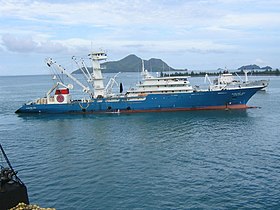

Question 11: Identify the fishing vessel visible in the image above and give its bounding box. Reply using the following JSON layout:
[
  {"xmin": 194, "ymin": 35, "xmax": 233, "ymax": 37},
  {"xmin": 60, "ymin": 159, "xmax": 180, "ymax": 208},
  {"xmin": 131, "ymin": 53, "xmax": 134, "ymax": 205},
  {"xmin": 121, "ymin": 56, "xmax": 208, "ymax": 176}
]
[{"xmin": 16, "ymin": 51, "xmax": 266, "ymax": 114}]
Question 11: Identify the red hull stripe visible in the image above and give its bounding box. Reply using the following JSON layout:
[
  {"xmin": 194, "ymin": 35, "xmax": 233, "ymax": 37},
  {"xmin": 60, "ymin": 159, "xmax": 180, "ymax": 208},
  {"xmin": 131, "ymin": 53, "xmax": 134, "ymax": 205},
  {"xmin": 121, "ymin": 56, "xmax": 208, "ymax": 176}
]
[{"xmin": 117, "ymin": 104, "xmax": 251, "ymax": 113}]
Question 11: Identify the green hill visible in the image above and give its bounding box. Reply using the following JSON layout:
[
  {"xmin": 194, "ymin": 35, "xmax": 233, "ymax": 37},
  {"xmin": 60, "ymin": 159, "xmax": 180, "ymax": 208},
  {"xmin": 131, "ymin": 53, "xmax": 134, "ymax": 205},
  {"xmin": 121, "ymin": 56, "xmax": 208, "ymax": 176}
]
[
  {"xmin": 72, "ymin": 54, "xmax": 176, "ymax": 74},
  {"xmin": 238, "ymin": 64, "xmax": 272, "ymax": 70}
]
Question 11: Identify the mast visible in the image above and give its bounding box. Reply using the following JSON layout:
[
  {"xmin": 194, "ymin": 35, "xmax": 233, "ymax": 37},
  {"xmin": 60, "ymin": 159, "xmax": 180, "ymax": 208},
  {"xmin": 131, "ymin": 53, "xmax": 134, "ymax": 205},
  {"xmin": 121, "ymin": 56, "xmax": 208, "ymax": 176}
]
[
  {"xmin": 141, "ymin": 59, "xmax": 153, "ymax": 79},
  {"xmin": 244, "ymin": 70, "xmax": 249, "ymax": 83},
  {"xmin": 89, "ymin": 52, "xmax": 107, "ymax": 98}
]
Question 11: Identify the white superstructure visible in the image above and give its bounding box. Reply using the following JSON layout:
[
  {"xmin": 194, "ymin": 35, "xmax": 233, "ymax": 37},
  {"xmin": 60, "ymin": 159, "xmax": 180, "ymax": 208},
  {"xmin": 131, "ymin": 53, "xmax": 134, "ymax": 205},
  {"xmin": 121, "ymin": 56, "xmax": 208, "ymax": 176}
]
[{"xmin": 126, "ymin": 61, "xmax": 193, "ymax": 97}]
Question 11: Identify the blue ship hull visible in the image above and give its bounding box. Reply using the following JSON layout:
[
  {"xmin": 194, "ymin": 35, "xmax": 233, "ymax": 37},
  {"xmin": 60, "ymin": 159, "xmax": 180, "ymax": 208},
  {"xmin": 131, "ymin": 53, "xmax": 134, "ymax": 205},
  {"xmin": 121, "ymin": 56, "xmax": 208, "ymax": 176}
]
[{"xmin": 15, "ymin": 87, "xmax": 261, "ymax": 114}]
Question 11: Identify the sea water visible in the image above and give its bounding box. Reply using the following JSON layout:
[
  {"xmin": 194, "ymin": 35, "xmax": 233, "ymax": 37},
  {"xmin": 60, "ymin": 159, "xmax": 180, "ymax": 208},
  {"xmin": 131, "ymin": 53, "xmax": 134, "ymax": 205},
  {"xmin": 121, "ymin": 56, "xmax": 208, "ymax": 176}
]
[{"xmin": 0, "ymin": 74, "xmax": 280, "ymax": 209}]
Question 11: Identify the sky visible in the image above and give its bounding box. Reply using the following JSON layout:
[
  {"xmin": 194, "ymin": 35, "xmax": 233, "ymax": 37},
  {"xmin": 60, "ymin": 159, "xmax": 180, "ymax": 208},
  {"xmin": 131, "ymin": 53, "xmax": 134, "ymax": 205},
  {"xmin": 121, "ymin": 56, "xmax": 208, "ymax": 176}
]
[{"xmin": 0, "ymin": 0, "xmax": 280, "ymax": 75}]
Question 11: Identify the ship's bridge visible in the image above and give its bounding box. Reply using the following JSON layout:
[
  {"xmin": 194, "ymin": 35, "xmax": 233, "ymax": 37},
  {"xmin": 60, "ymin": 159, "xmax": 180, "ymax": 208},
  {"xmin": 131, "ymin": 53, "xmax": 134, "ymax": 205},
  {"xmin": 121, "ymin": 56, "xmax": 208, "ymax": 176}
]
[{"xmin": 89, "ymin": 52, "xmax": 107, "ymax": 61}]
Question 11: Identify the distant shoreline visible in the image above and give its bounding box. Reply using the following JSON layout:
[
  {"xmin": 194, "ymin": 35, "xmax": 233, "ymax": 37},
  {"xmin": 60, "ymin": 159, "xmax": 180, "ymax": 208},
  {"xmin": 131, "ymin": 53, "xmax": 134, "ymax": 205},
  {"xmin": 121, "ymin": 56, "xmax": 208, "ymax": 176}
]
[
  {"xmin": 1, "ymin": 69, "xmax": 280, "ymax": 77},
  {"xmin": 162, "ymin": 69, "xmax": 280, "ymax": 77}
]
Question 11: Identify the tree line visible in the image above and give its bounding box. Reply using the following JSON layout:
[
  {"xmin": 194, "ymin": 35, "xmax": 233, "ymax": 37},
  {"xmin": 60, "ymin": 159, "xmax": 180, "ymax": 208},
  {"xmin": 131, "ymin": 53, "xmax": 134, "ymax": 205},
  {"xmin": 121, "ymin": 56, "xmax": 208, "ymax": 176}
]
[{"xmin": 162, "ymin": 69, "xmax": 280, "ymax": 77}]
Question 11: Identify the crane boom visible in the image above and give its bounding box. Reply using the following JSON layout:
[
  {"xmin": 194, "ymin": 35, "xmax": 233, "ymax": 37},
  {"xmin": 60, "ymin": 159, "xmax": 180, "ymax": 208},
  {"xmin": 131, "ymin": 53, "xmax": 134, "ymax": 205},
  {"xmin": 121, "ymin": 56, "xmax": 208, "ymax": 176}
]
[{"xmin": 46, "ymin": 58, "xmax": 91, "ymax": 95}]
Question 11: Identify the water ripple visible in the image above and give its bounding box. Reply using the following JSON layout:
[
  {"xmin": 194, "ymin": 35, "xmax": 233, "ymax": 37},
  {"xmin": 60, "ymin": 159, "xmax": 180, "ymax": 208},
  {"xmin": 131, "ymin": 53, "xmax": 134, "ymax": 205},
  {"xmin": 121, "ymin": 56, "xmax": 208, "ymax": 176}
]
[{"xmin": 1, "ymin": 75, "xmax": 280, "ymax": 209}]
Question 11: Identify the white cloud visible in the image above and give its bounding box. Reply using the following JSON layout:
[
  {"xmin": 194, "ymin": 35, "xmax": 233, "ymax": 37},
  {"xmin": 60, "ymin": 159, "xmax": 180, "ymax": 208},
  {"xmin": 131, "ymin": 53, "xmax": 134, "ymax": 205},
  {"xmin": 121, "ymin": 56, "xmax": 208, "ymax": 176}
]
[
  {"xmin": 1, "ymin": 0, "xmax": 279, "ymax": 42},
  {"xmin": 1, "ymin": 33, "xmax": 236, "ymax": 55},
  {"xmin": 2, "ymin": 34, "xmax": 38, "ymax": 52},
  {"xmin": 254, "ymin": 58, "xmax": 267, "ymax": 66},
  {"xmin": 0, "ymin": 0, "xmax": 153, "ymax": 26},
  {"xmin": 1, "ymin": 34, "xmax": 68, "ymax": 53},
  {"xmin": 60, "ymin": 39, "xmax": 236, "ymax": 55},
  {"xmin": 2, "ymin": 0, "xmax": 277, "ymax": 29},
  {"xmin": 222, "ymin": 13, "xmax": 280, "ymax": 29},
  {"xmin": 0, "ymin": 0, "xmax": 280, "ymax": 75}
]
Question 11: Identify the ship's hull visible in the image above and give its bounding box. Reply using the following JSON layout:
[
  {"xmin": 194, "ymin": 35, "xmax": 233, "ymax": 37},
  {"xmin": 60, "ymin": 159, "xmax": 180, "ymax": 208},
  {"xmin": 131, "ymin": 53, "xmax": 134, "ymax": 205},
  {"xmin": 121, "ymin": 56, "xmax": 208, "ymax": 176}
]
[{"xmin": 15, "ymin": 87, "xmax": 262, "ymax": 114}]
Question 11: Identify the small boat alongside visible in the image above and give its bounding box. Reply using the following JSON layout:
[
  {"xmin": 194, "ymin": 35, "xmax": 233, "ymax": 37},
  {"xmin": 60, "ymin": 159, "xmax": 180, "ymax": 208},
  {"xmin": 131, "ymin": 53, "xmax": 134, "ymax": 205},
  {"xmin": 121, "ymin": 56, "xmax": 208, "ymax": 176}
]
[
  {"xmin": 204, "ymin": 70, "xmax": 269, "ymax": 91},
  {"xmin": 15, "ymin": 51, "xmax": 267, "ymax": 114}
]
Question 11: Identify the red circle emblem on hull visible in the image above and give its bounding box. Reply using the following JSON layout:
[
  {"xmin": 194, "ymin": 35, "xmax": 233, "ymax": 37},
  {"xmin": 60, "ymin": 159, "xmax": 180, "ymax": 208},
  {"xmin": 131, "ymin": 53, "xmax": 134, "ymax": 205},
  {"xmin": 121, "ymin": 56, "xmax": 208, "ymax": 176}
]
[{"xmin": 56, "ymin": 95, "xmax": 64, "ymax": 103}]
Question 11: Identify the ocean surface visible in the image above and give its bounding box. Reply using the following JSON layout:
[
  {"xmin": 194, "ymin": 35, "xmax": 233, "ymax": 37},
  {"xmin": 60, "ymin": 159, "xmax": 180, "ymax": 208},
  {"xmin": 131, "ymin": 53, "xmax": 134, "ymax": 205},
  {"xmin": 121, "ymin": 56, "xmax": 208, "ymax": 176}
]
[{"xmin": 0, "ymin": 74, "xmax": 280, "ymax": 209}]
